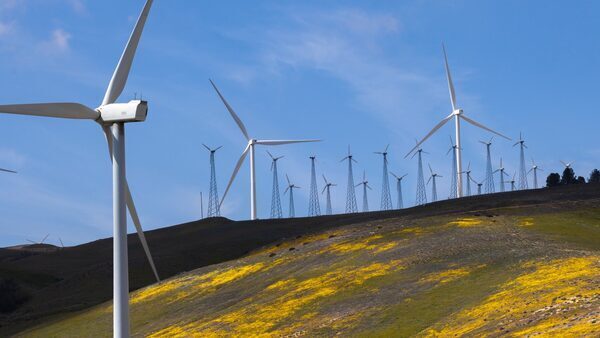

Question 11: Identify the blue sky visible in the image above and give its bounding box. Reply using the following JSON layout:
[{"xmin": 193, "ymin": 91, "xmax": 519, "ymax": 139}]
[{"xmin": 1, "ymin": 0, "xmax": 599, "ymax": 247}]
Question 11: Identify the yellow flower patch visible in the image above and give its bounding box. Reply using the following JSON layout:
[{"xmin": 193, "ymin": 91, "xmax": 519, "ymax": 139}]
[
  {"xmin": 448, "ymin": 218, "xmax": 482, "ymax": 227},
  {"xmin": 423, "ymin": 256, "xmax": 600, "ymax": 336},
  {"xmin": 149, "ymin": 261, "xmax": 404, "ymax": 336}
]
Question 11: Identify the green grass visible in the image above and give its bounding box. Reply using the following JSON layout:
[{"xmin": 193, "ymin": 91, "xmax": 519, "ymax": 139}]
[
  {"xmin": 356, "ymin": 262, "xmax": 522, "ymax": 337},
  {"xmin": 521, "ymin": 209, "xmax": 600, "ymax": 250}
]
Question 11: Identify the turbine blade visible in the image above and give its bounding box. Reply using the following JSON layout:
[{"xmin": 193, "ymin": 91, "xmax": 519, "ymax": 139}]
[
  {"xmin": 125, "ymin": 182, "xmax": 160, "ymax": 282},
  {"xmin": 0, "ymin": 168, "xmax": 17, "ymax": 174},
  {"xmin": 460, "ymin": 115, "xmax": 511, "ymax": 141},
  {"xmin": 442, "ymin": 43, "xmax": 457, "ymax": 111},
  {"xmin": 101, "ymin": 125, "xmax": 160, "ymax": 282},
  {"xmin": 428, "ymin": 163, "xmax": 433, "ymax": 175},
  {"xmin": 390, "ymin": 172, "xmax": 398, "ymax": 179},
  {"xmin": 322, "ymin": 174, "xmax": 328, "ymax": 184},
  {"xmin": 209, "ymin": 79, "xmax": 250, "ymax": 140},
  {"xmin": 322, "ymin": 186, "xmax": 327, "ymax": 194},
  {"xmin": 255, "ymin": 139, "xmax": 321, "ymax": 146},
  {"xmin": 405, "ymin": 114, "xmax": 453, "ymax": 158},
  {"xmin": 0, "ymin": 103, "xmax": 99, "ymax": 120},
  {"xmin": 102, "ymin": 0, "xmax": 154, "ymax": 105},
  {"xmin": 202, "ymin": 143, "xmax": 211, "ymax": 151},
  {"xmin": 220, "ymin": 144, "xmax": 250, "ymax": 207},
  {"xmin": 286, "ymin": 174, "xmax": 291, "ymax": 185}
]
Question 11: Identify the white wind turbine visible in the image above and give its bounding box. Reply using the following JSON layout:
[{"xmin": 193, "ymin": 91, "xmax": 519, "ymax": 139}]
[
  {"xmin": 390, "ymin": 173, "xmax": 408, "ymax": 209},
  {"xmin": 284, "ymin": 174, "xmax": 300, "ymax": 218},
  {"xmin": 427, "ymin": 164, "xmax": 442, "ymax": 202},
  {"xmin": 406, "ymin": 44, "xmax": 511, "ymax": 198},
  {"xmin": 322, "ymin": 175, "xmax": 337, "ymax": 216},
  {"xmin": 560, "ymin": 160, "xmax": 575, "ymax": 169},
  {"xmin": 529, "ymin": 158, "xmax": 543, "ymax": 189},
  {"xmin": 210, "ymin": 80, "xmax": 320, "ymax": 220},
  {"xmin": 0, "ymin": 1, "xmax": 159, "ymax": 336}
]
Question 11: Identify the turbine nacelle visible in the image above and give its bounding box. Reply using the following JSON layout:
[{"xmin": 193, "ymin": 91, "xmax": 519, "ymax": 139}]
[{"xmin": 97, "ymin": 100, "xmax": 148, "ymax": 123}]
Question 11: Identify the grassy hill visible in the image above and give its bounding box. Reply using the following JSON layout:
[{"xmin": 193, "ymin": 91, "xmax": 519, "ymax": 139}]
[{"xmin": 13, "ymin": 185, "xmax": 600, "ymax": 337}]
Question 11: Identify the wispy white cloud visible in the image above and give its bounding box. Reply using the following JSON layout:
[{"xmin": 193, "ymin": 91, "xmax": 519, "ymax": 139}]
[
  {"xmin": 244, "ymin": 7, "xmax": 448, "ymax": 140},
  {"xmin": 40, "ymin": 28, "xmax": 72, "ymax": 53}
]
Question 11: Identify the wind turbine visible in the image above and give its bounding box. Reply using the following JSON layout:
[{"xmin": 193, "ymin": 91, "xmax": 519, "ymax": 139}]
[
  {"xmin": 413, "ymin": 146, "xmax": 428, "ymax": 206},
  {"xmin": 374, "ymin": 145, "xmax": 392, "ymax": 210},
  {"xmin": 447, "ymin": 136, "xmax": 459, "ymax": 199},
  {"xmin": 341, "ymin": 146, "xmax": 358, "ymax": 213},
  {"xmin": 307, "ymin": 156, "xmax": 321, "ymax": 216},
  {"xmin": 406, "ymin": 44, "xmax": 510, "ymax": 198},
  {"xmin": 267, "ymin": 151, "xmax": 284, "ymax": 219},
  {"xmin": 509, "ymin": 173, "xmax": 517, "ymax": 191},
  {"xmin": 27, "ymin": 234, "xmax": 49, "ymax": 245},
  {"xmin": 475, "ymin": 178, "xmax": 484, "ymax": 195},
  {"xmin": 284, "ymin": 174, "xmax": 300, "ymax": 218},
  {"xmin": 514, "ymin": 133, "xmax": 528, "ymax": 190},
  {"xmin": 210, "ymin": 80, "xmax": 320, "ymax": 220},
  {"xmin": 355, "ymin": 171, "xmax": 372, "ymax": 212},
  {"xmin": 427, "ymin": 164, "xmax": 442, "ymax": 202},
  {"xmin": 203, "ymin": 144, "xmax": 222, "ymax": 217},
  {"xmin": 390, "ymin": 173, "xmax": 407, "ymax": 209},
  {"xmin": 322, "ymin": 175, "xmax": 337, "ymax": 215},
  {"xmin": 528, "ymin": 158, "xmax": 543, "ymax": 189},
  {"xmin": 0, "ymin": 1, "xmax": 159, "ymax": 336},
  {"xmin": 560, "ymin": 160, "xmax": 575, "ymax": 169},
  {"xmin": 494, "ymin": 158, "xmax": 510, "ymax": 192},
  {"xmin": 461, "ymin": 162, "xmax": 474, "ymax": 196},
  {"xmin": 480, "ymin": 137, "xmax": 495, "ymax": 194}
]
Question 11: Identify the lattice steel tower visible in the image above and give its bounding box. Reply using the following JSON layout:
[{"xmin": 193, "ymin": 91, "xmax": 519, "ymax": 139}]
[
  {"xmin": 375, "ymin": 145, "xmax": 393, "ymax": 211},
  {"xmin": 480, "ymin": 138, "xmax": 495, "ymax": 194},
  {"xmin": 341, "ymin": 147, "xmax": 358, "ymax": 213},
  {"xmin": 462, "ymin": 162, "xmax": 474, "ymax": 197},
  {"xmin": 514, "ymin": 133, "xmax": 528, "ymax": 190},
  {"xmin": 447, "ymin": 137, "xmax": 459, "ymax": 199},
  {"xmin": 284, "ymin": 174, "xmax": 300, "ymax": 218},
  {"xmin": 203, "ymin": 144, "xmax": 222, "ymax": 217},
  {"xmin": 413, "ymin": 148, "xmax": 428, "ymax": 205},
  {"xmin": 390, "ymin": 173, "xmax": 407, "ymax": 209},
  {"xmin": 322, "ymin": 175, "xmax": 336, "ymax": 215},
  {"xmin": 308, "ymin": 156, "xmax": 321, "ymax": 216},
  {"xmin": 267, "ymin": 151, "xmax": 283, "ymax": 219}
]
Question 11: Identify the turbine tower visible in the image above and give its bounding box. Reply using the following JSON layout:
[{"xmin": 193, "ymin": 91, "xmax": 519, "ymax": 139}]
[
  {"xmin": 0, "ymin": 1, "xmax": 160, "ymax": 335},
  {"xmin": 406, "ymin": 44, "xmax": 510, "ymax": 198},
  {"xmin": 528, "ymin": 159, "xmax": 543, "ymax": 189},
  {"xmin": 447, "ymin": 137, "xmax": 459, "ymax": 199},
  {"xmin": 284, "ymin": 174, "xmax": 300, "ymax": 218},
  {"xmin": 355, "ymin": 171, "xmax": 372, "ymax": 212},
  {"xmin": 341, "ymin": 147, "xmax": 358, "ymax": 213},
  {"xmin": 375, "ymin": 145, "xmax": 393, "ymax": 210},
  {"xmin": 427, "ymin": 164, "xmax": 442, "ymax": 202},
  {"xmin": 413, "ymin": 147, "xmax": 428, "ymax": 206},
  {"xmin": 203, "ymin": 144, "xmax": 222, "ymax": 217},
  {"xmin": 200, "ymin": 192, "xmax": 204, "ymax": 219},
  {"xmin": 322, "ymin": 175, "xmax": 336, "ymax": 215},
  {"xmin": 390, "ymin": 173, "xmax": 407, "ymax": 209},
  {"xmin": 494, "ymin": 158, "xmax": 510, "ymax": 192},
  {"xmin": 267, "ymin": 151, "xmax": 284, "ymax": 219},
  {"xmin": 509, "ymin": 173, "xmax": 517, "ymax": 191},
  {"xmin": 514, "ymin": 133, "xmax": 528, "ymax": 190},
  {"xmin": 480, "ymin": 138, "xmax": 496, "ymax": 194},
  {"xmin": 461, "ymin": 162, "xmax": 474, "ymax": 196},
  {"xmin": 475, "ymin": 178, "xmax": 484, "ymax": 195},
  {"xmin": 210, "ymin": 80, "xmax": 320, "ymax": 220},
  {"xmin": 308, "ymin": 156, "xmax": 321, "ymax": 216}
]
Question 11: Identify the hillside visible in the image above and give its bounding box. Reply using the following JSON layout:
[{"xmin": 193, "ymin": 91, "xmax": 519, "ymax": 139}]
[{"xmin": 13, "ymin": 185, "xmax": 600, "ymax": 337}]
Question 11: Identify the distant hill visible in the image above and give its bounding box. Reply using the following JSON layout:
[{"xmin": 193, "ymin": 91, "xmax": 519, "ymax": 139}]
[{"xmin": 2, "ymin": 184, "xmax": 600, "ymax": 336}]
